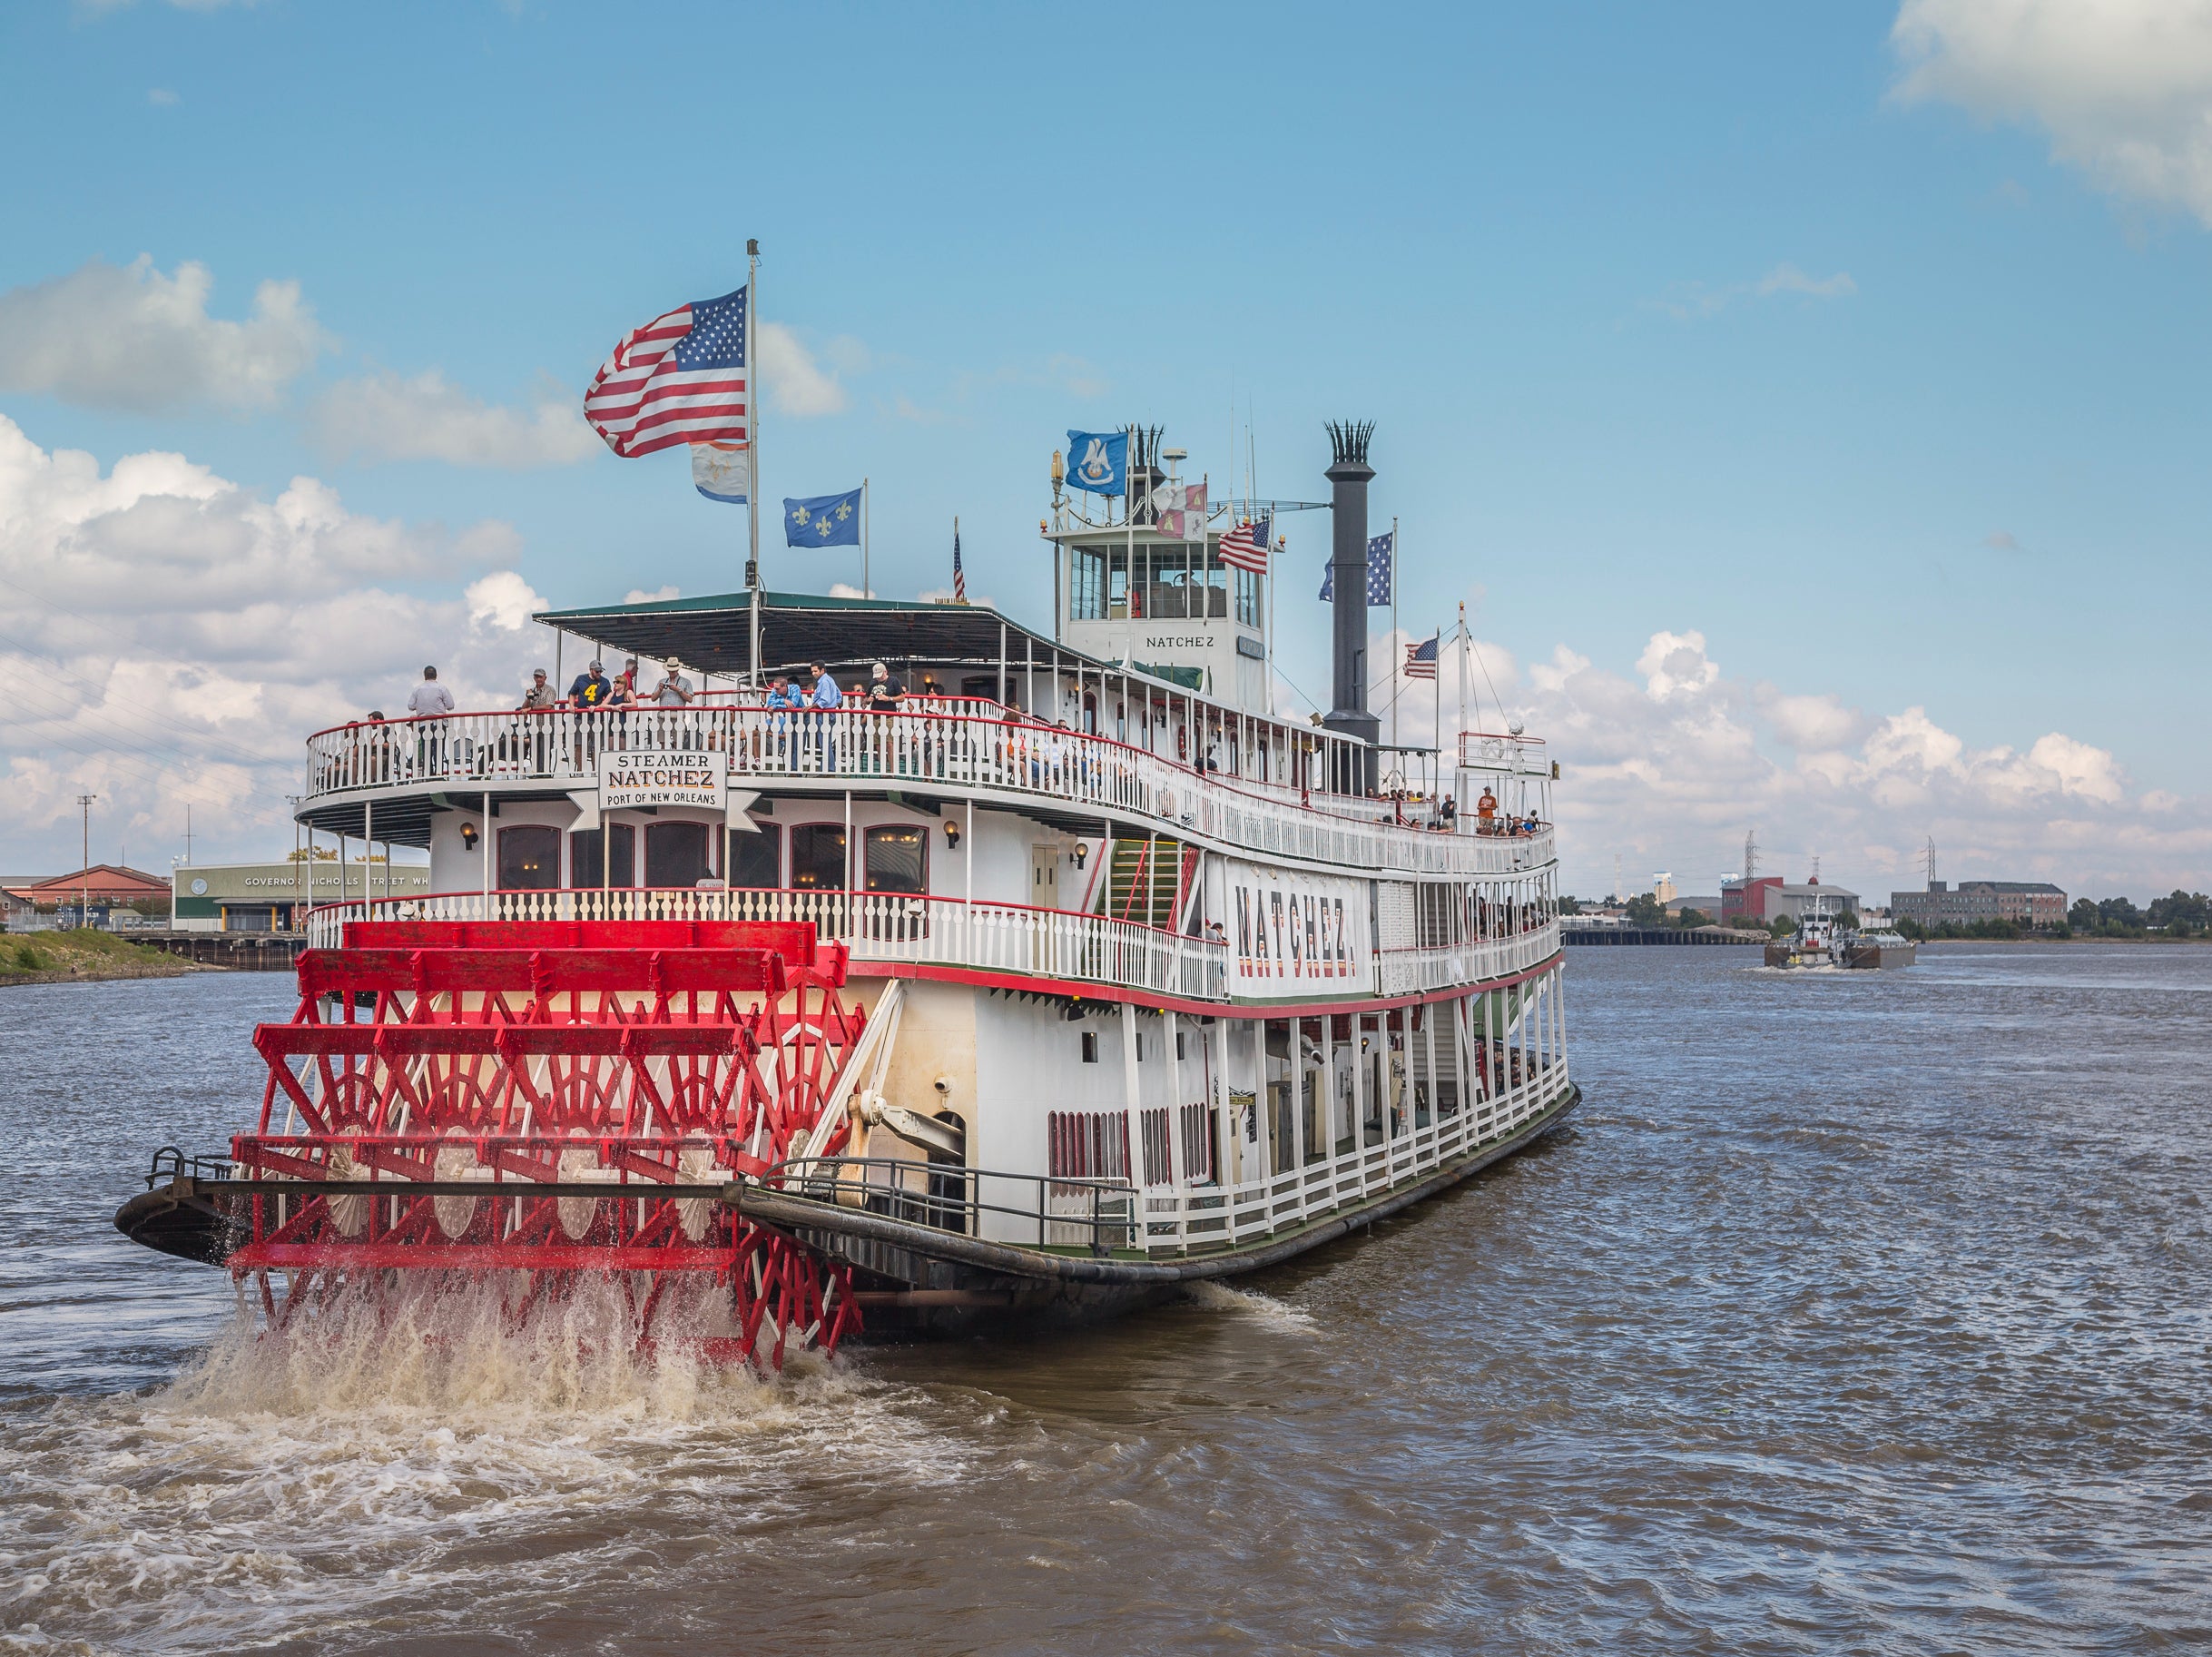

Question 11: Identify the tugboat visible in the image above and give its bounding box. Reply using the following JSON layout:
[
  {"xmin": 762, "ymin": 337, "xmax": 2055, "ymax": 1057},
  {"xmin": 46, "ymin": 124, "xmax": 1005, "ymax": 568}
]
[
  {"xmin": 1764, "ymin": 895, "xmax": 1840, "ymax": 968},
  {"xmin": 115, "ymin": 421, "xmax": 1578, "ymax": 1366}
]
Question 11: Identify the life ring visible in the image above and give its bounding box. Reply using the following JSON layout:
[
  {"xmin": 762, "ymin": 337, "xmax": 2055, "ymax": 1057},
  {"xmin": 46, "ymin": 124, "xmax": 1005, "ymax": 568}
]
[{"xmin": 1176, "ymin": 726, "xmax": 1188, "ymax": 761}]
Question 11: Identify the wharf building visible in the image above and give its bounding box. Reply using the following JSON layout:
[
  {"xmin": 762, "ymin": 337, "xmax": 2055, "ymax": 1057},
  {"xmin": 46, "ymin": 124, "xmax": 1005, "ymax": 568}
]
[
  {"xmin": 1719, "ymin": 876, "xmax": 1861, "ymax": 925},
  {"xmin": 1891, "ymin": 880, "xmax": 2066, "ymax": 932}
]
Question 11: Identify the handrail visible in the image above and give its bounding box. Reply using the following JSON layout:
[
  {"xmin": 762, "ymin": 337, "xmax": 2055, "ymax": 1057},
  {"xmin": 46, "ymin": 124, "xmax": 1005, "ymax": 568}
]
[
  {"xmin": 765, "ymin": 1154, "xmax": 1139, "ymax": 1256},
  {"xmin": 300, "ymin": 886, "xmax": 1561, "ymax": 1002},
  {"xmin": 302, "ymin": 704, "xmax": 1556, "ymax": 879}
]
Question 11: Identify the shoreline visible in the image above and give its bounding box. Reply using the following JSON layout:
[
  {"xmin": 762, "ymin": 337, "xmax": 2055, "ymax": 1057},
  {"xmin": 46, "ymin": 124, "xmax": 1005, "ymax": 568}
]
[{"xmin": 0, "ymin": 931, "xmax": 218, "ymax": 988}]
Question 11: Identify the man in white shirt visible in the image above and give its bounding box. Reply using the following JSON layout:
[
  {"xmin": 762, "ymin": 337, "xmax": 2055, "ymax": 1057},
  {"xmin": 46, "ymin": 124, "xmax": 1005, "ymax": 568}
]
[
  {"xmin": 406, "ymin": 666, "xmax": 456, "ymax": 772},
  {"xmin": 408, "ymin": 665, "xmax": 455, "ymax": 717},
  {"xmin": 652, "ymin": 661, "xmax": 693, "ymax": 707},
  {"xmin": 808, "ymin": 662, "xmax": 840, "ymax": 772}
]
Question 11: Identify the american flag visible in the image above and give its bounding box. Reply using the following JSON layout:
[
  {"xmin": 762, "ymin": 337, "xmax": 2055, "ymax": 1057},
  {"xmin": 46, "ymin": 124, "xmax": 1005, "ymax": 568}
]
[
  {"xmin": 584, "ymin": 286, "xmax": 749, "ymax": 459},
  {"xmin": 952, "ymin": 522, "xmax": 967, "ymax": 602},
  {"xmin": 1217, "ymin": 514, "xmax": 1272, "ymax": 575},
  {"xmin": 1405, "ymin": 634, "xmax": 1440, "ymax": 680},
  {"xmin": 1319, "ymin": 529, "xmax": 1394, "ymax": 605}
]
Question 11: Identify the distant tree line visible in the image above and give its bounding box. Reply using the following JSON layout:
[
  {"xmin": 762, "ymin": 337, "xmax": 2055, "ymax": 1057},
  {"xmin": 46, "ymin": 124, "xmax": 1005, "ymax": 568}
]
[{"xmin": 2059, "ymin": 892, "xmax": 2212, "ymax": 939}]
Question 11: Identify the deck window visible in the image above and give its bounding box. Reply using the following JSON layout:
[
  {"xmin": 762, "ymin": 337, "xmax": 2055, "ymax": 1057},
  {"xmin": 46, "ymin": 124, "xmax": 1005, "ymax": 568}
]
[
  {"xmin": 568, "ymin": 824, "xmax": 636, "ymax": 888},
  {"xmin": 497, "ymin": 824, "xmax": 561, "ymax": 891},
  {"xmin": 791, "ymin": 824, "xmax": 848, "ymax": 889},
  {"xmin": 863, "ymin": 824, "xmax": 928, "ymax": 894},
  {"xmin": 1070, "ymin": 546, "xmax": 1106, "ymax": 620},
  {"xmin": 729, "ymin": 823, "xmax": 782, "ymax": 889},
  {"xmin": 644, "ymin": 821, "xmax": 713, "ymax": 887}
]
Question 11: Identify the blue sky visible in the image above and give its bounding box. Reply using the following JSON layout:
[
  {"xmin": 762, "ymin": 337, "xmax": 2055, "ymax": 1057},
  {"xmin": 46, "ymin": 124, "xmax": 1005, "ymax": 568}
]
[{"xmin": 1, "ymin": 0, "xmax": 2207, "ymax": 897}]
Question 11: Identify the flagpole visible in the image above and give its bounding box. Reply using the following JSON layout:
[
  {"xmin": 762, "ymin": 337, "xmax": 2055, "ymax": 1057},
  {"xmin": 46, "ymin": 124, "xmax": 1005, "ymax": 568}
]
[
  {"xmin": 745, "ymin": 238, "xmax": 762, "ymax": 687},
  {"xmin": 1433, "ymin": 621, "xmax": 1441, "ymax": 794},
  {"xmin": 1456, "ymin": 601, "xmax": 1470, "ymax": 806},
  {"xmin": 862, "ymin": 476, "xmax": 870, "ymax": 598}
]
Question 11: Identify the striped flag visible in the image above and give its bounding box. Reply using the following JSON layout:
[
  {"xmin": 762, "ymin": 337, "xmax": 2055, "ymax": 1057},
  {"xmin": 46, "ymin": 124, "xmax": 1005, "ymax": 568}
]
[
  {"xmin": 1217, "ymin": 514, "xmax": 1272, "ymax": 575},
  {"xmin": 952, "ymin": 521, "xmax": 968, "ymax": 602},
  {"xmin": 1405, "ymin": 634, "xmax": 1439, "ymax": 679},
  {"xmin": 584, "ymin": 286, "xmax": 750, "ymax": 459}
]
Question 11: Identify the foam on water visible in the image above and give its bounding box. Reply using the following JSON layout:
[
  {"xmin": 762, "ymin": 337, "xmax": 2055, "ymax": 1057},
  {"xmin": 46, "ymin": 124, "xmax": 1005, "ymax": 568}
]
[
  {"xmin": 0, "ymin": 1283, "xmax": 960, "ymax": 1654},
  {"xmin": 1181, "ymin": 1279, "xmax": 1318, "ymax": 1332}
]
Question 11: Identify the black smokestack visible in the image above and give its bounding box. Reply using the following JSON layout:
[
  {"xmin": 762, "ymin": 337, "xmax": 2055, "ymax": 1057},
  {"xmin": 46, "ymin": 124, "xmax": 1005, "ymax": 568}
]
[{"xmin": 1322, "ymin": 420, "xmax": 1379, "ymax": 790}]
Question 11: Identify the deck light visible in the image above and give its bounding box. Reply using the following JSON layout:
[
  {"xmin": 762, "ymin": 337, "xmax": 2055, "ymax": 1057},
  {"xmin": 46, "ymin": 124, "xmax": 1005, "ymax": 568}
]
[
  {"xmin": 943, "ymin": 820, "xmax": 960, "ymax": 850},
  {"xmin": 1073, "ymin": 842, "xmax": 1088, "ymax": 871},
  {"xmin": 459, "ymin": 823, "xmax": 479, "ymax": 851}
]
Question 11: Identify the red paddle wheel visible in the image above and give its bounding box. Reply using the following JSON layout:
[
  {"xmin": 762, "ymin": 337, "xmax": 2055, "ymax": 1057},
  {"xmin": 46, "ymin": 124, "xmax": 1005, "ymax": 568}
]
[{"xmin": 223, "ymin": 919, "xmax": 867, "ymax": 1369}]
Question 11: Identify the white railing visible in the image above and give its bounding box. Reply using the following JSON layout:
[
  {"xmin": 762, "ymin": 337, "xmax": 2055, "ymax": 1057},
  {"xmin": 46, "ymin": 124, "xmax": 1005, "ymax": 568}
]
[
  {"xmin": 303, "ymin": 890, "xmax": 1561, "ymax": 1003},
  {"xmin": 1375, "ymin": 924, "xmax": 1559, "ymax": 995},
  {"xmin": 305, "ymin": 887, "xmax": 1229, "ymax": 1003},
  {"xmin": 303, "ymin": 704, "xmax": 1555, "ymax": 880}
]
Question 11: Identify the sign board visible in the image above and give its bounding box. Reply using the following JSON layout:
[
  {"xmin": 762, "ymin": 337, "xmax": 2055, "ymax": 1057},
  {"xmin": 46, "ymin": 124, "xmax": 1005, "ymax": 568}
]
[
  {"xmin": 597, "ymin": 749, "xmax": 727, "ymax": 812},
  {"xmin": 1224, "ymin": 856, "xmax": 1371, "ymax": 1001}
]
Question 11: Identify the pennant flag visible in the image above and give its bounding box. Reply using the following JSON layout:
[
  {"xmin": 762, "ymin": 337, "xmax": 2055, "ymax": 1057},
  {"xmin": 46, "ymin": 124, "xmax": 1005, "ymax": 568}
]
[
  {"xmin": 1065, "ymin": 429, "xmax": 1127, "ymax": 495},
  {"xmin": 585, "ymin": 286, "xmax": 750, "ymax": 459},
  {"xmin": 952, "ymin": 521, "xmax": 968, "ymax": 602},
  {"xmin": 784, "ymin": 488, "xmax": 861, "ymax": 547},
  {"xmin": 1405, "ymin": 633, "xmax": 1440, "ymax": 679},
  {"xmin": 691, "ymin": 441, "xmax": 750, "ymax": 504},
  {"xmin": 1217, "ymin": 514, "xmax": 1272, "ymax": 575},
  {"xmin": 1319, "ymin": 529, "xmax": 1394, "ymax": 605},
  {"xmin": 1155, "ymin": 480, "xmax": 1206, "ymax": 538}
]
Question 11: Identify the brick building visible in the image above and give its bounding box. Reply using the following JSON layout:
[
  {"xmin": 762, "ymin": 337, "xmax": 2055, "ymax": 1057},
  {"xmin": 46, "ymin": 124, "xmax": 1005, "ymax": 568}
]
[{"xmin": 1891, "ymin": 880, "xmax": 2067, "ymax": 932}]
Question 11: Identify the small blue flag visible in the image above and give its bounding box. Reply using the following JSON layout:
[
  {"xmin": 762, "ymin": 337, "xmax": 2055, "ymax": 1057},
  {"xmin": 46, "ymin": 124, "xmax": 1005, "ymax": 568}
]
[
  {"xmin": 1319, "ymin": 530, "xmax": 1394, "ymax": 606},
  {"xmin": 784, "ymin": 488, "xmax": 862, "ymax": 547},
  {"xmin": 1065, "ymin": 429, "xmax": 1127, "ymax": 496}
]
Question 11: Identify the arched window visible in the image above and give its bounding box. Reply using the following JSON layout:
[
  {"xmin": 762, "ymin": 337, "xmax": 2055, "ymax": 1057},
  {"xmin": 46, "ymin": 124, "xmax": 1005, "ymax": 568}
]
[
  {"xmin": 729, "ymin": 823, "xmax": 782, "ymax": 889},
  {"xmin": 568, "ymin": 824, "xmax": 635, "ymax": 888},
  {"xmin": 644, "ymin": 820, "xmax": 713, "ymax": 887},
  {"xmin": 496, "ymin": 824, "xmax": 561, "ymax": 891},
  {"xmin": 790, "ymin": 824, "xmax": 848, "ymax": 889}
]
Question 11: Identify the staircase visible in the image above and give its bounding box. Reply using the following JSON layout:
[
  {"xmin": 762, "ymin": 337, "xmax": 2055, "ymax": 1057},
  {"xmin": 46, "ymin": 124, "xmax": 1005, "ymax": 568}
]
[{"xmin": 1106, "ymin": 838, "xmax": 1192, "ymax": 931}]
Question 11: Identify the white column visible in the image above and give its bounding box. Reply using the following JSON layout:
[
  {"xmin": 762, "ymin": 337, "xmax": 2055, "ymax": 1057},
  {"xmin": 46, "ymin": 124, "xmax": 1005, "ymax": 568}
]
[
  {"xmin": 1163, "ymin": 1008, "xmax": 1189, "ymax": 1250},
  {"xmin": 1350, "ymin": 1011, "xmax": 1368, "ymax": 1192}
]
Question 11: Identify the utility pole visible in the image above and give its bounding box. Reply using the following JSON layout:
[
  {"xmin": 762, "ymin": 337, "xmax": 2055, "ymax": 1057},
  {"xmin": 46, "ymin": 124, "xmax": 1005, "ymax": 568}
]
[
  {"xmin": 1924, "ymin": 836, "xmax": 1937, "ymax": 891},
  {"xmin": 77, "ymin": 794, "xmax": 96, "ymax": 930}
]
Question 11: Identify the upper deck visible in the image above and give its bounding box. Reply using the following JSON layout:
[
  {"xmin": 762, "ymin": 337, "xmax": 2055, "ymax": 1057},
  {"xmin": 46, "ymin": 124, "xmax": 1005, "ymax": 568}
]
[{"xmin": 300, "ymin": 694, "xmax": 1555, "ymax": 882}]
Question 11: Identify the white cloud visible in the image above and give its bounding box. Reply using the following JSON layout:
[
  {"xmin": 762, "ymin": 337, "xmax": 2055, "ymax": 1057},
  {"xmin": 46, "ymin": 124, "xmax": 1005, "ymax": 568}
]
[
  {"xmin": 1755, "ymin": 262, "xmax": 1858, "ymax": 299},
  {"xmin": 0, "ymin": 256, "xmax": 330, "ymax": 411},
  {"xmin": 758, "ymin": 322, "xmax": 849, "ymax": 418},
  {"xmin": 827, "ymin": 582, "xmax": 875, "ymax": 599},
  {"xmin": 312, "ymin": 370, "xmax": 600, "ymax": 468},
  {"xmin": 1986, "ymin": 528, "xmax": 2020, "ymax": 550},
  {"xmin": 1647, "ymin": 263, "xmax": 1858, "ymax": 321},
  {"xmin": 1509, "ymin": 627, "xmax": 2211, "ymax": 899},
  {"xmin": 465, "ymin": 570, "xmax": 546, "ymax": 633},
  {"xmin": 622, "ymin": 585, "xmax": 681, "ymax": 605},
  {"xmin": 147, "ymin": 87, "xmax": 179, "ymax": 106},
  {"xmin": 0, "ymin": 415, "xmax": 548, "ymax": 866},
  {"xmin": 1892, "ymin": 0, "xmax": 2212, "ymax": 226}
]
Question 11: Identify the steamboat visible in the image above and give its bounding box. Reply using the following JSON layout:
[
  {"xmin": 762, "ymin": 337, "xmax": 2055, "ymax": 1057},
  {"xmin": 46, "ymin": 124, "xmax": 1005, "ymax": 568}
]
[{"xmin": 117, "ymin": 423, "xmax": 1578, "ymax": 1366}]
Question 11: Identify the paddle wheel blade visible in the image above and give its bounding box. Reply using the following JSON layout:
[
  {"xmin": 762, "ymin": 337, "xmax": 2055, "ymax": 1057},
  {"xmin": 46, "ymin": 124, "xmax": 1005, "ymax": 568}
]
[{"xmin": 211, "ymin": 919, "xmax": 867, "ymax": 1369}]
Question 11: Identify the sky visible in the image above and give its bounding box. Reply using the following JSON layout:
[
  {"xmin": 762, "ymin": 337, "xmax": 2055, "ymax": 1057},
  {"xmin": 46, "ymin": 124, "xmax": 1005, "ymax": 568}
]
[{"xmin": 1, "ymin": 0, "xmax": 2208, "ymax": 902}]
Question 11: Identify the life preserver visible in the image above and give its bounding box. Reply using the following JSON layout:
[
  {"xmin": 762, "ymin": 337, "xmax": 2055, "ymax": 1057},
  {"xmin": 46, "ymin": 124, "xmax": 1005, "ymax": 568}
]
[{"xmin": 1176, "ymin": 725, "xmax": 1188, "ymax": 761}]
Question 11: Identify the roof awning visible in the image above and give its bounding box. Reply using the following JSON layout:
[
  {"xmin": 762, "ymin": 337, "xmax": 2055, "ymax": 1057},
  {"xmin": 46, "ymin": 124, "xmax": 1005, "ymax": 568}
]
[{"xmin": 534, "ymin": 590, "xmax": 1093, "ymax": 680}]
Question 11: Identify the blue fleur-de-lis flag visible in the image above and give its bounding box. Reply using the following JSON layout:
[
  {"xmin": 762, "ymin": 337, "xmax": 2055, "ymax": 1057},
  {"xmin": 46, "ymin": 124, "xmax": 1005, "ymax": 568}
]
[
  {"xmin": 1064, "ymin": 429, "xmax": 1127, "ymax": 496},
  {"xmin": 1319, "ymin": 530, "xmax": 1394, "ymax": 605},
  {"xmin": 783, "ymin": 488, "xmax": 862, "ymax": 547}
]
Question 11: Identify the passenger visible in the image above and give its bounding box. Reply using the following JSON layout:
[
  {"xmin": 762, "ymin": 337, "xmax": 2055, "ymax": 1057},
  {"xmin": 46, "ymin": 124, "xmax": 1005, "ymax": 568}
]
[
  {"xmin": 807, "ymin": 661, "xmax": 841, "ymax": 773},
  {"xmin": 518, "ymin": 668, "xmax": 556, "ymax": 711},
  {"xmin": 865, "ymin": 661, "xmax": 905, "ymax": 712},
  {"xmin": 1476, "ymin": 785, "xmax": 1499, "ymax": 832},
  {"xmin": 1438, "ymin": 793, "xmax": 1458, "ymax": 830},
  {"xmin": 568, "ymin": 659, "xmax": 613, "ymax": 767},
  {"xmin": 652, "ymin": 659, "xmax": 693, "ymax": 706},
  {"xmin": 408, "ymin": 665, "xmax": 455, "ymax": 718},
  {"xmin": 407, "ymin": 666, "xmax": 454, "ymax": 774},
  {"xmin": 611, "ymin": 656, "xmax": 642, "ymax": 707},
  {"xmin": 569, "ymin": 660, "xmax": 613, "ymax": 709}
]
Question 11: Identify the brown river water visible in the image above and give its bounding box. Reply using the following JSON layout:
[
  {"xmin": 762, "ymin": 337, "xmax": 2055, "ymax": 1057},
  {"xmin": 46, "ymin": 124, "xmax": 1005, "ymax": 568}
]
[{"xmin": 2, "ymin": 943, "xmax": 2207, "ymax": 1654}]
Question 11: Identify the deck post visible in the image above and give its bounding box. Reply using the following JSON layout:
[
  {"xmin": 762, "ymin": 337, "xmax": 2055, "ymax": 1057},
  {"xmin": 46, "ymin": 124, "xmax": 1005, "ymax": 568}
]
[
  {"xmin": 1207, "ymin": 1015, "xmax": 1235, "ymax": 1238},
  {"xmin": 1247, "ymin": 1016, "xmax": 1273, "ymax": 1188},
  {"xmin": 1163, "ymin": 1008, "xmax": 1188, "ymax": 1250},
  {"xmin": 1120, "ymin": 1001, "xmax": 1144, "ymax": 1237},
  {"xmin": 1289, "ymin": 1016, "xmax": 1308, "ymax": 1203}
]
